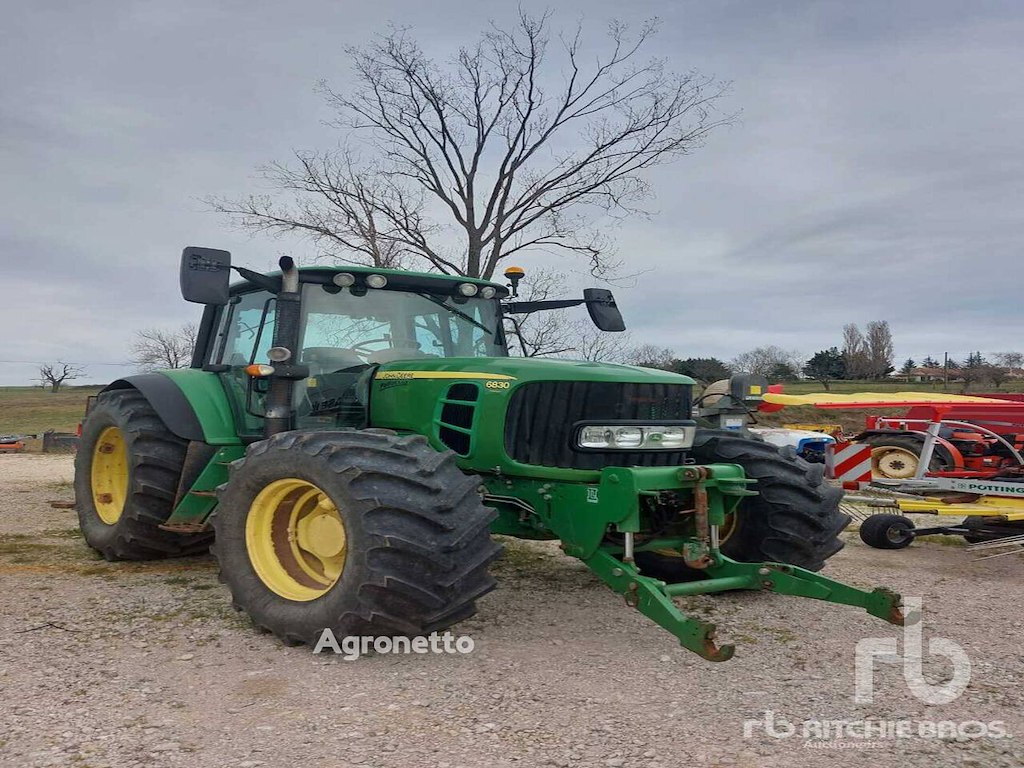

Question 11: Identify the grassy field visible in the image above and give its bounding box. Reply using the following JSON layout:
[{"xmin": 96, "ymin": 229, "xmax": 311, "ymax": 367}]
[
  {"xmin": 1, "ymin": 378, "xmax": 1018, "ymax": 439},
  {"xmin": 0, "ymin": 386, "xmax": 103, "ymax": 435}
]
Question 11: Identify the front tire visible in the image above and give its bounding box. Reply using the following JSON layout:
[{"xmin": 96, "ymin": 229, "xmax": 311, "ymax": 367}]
[
  {"xmin": 212, "ymin": 430, "xmax": 502, "ymax": 646},
  {"xmin": 635, "ymin": 430, "xmax": 849, "ymax": 582},
  {"xmin": 74, "ymin": 389, "xmax": 212, "ymax": 560}
]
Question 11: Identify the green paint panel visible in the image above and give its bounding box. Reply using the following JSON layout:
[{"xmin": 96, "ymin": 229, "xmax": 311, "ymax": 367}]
[
  {"xmin": 164, "ymin": 446, "xmax": 245, "ymax": 526},
  {"xmin": 159, "ymin": 369, "xmax": 241, "ymax": 445}
]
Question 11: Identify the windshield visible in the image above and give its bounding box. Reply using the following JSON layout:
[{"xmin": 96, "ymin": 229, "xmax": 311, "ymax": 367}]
[{"xmin": 298, "ymin": 283, "xmax": 506, "ymax": 367}]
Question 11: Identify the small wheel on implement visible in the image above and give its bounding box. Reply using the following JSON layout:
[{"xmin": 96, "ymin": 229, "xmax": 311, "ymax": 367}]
[
  {"xmin": 859, "ymin": 435, "xmax": 946, "ymax": 480},
  {"xmin": 859, "ymin": 514, "xmax": 915, "ymax": 549}
]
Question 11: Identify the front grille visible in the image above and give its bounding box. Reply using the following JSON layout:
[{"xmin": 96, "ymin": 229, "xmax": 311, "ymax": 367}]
[{"xmin": 504, "ymin": 381, "xmax": 692, "ymax": 469}]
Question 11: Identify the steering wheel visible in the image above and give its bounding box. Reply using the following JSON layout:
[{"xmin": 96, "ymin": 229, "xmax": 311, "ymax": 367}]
[{"xmin": 349, "ymin": 337, "xmax": 395, "ymax": 360}]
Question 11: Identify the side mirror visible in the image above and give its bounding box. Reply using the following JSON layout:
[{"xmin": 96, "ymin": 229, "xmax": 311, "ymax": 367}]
[
  {"xmin": 584, "ymin": 288, "xmax": 625, "ymax": 332},
  {"xmin": 180, "ymin": 246, "xmax": 231, "ymax": 305}
]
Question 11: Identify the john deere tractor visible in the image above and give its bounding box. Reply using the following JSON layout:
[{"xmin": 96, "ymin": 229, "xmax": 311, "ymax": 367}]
[{"xmin": 74, "ymin": 247, "xmax": 903, "ymax": 660}]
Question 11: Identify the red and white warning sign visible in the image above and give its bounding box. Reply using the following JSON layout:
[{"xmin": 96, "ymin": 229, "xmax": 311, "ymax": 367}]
[{"xmin": 826, "ymin": 442, "xmax": 872, "ymax": 489}]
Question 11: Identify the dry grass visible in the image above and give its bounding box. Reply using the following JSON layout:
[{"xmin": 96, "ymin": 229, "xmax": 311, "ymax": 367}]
[{"xmin": 0, "ymin": 386, "xmax": 102, "ymax": 435}]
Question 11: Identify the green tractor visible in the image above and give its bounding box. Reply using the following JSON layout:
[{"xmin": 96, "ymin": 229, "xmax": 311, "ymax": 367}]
[{"xmin": 74, "ymin": 247, "xmax": 903, "ymax": 660}]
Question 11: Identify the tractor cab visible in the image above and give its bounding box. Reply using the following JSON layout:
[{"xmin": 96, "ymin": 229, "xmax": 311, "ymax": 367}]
[
  {"xmin": 179, "ymin": 247, "xmax": 624, "ymax": 438},
  {"xmin": 186, "ymin": 257, "xmax": 510, "ymax": 436}
]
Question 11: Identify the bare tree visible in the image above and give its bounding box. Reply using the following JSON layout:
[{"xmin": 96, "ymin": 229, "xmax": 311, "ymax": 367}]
[
  {"xmin": 38, "ymin": 362, "xmax": 82, "ymax": 393},
  {"xmin": 842, "ymin": 323, "xmax": 870, "ymax": 379},
  {"xmin": 213, "ymin": 13, "xmax": 730, "ymax": 278},
  {"xmin": 983, "ymin": 364, "xmax": 1010, "ymax": 389},
  {"xmin": 994, "ymin": 352, "xmax": 1024, "ymax": 370},
  {"xmin": 864, "ymin": 320, "xmax": 894, "ymax": 378},
  {"xmin": 210, "ymin": 151, "xmax": 415, "ymax": 268},
  {"xmin": 131, "ymin": 323, "xmax": 198, "ymax": 371},
  {"xmin": 570, "ymin": 322, "xmax": 633, "ymax": 362},
  {"xmin": 730, "ymin": 346, "xmax": 802, "ymax": 378},
  {"xmin": 625, "ymin": 344, "xmax": 676, "ymax": 370}
]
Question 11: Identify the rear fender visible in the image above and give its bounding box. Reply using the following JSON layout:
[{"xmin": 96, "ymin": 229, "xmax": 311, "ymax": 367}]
[{"xmin": 102, "ymin": 370, "xmax": 241, "ymax": 445}]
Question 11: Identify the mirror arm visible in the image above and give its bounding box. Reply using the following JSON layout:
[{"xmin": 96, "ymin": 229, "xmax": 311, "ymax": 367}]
[
  {"xmin": 502, "ymin": 298, "xmax": 586, "ymax": 314},
  {"xmin": 233, "ymin": 266, "xmax": 282, "ymax": 294}
]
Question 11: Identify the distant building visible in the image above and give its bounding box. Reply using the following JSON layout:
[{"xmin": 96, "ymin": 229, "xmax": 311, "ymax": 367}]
[{"xmin": 895, "ymin": 366, "xmax": 961, "ymax": 383}]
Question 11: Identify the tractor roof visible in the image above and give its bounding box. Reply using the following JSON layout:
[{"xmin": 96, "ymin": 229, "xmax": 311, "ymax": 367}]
[{"xmin": 230, "ymin": 265, "xmax": 509, "ymax": 297}]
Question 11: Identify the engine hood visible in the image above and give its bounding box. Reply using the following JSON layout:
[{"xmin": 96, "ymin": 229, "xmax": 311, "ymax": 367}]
[{"xmin": 373, "ymin": 356, "xmax": 695, "ymax": 386}]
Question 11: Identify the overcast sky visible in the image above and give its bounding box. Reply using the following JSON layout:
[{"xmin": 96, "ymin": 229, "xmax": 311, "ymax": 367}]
[{"xmin": 3, "ymin": 1, "xmax": 1021, "ymax": 386}]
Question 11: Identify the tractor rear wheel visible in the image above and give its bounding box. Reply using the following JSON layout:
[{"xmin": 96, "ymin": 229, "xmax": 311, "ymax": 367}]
[
  {"xmin": 634, "ymin": 430, "xmax": 848, "ymax": 583},
  {"xmin": 212, "ymin": 429, "xmax": 502, "ymax": 646},
  {"xmin": 75, "ymin": 389, "xmax": 212, "ymax": 560}
]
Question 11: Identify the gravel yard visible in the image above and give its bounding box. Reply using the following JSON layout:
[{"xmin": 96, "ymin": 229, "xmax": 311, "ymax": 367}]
[{"xmin": 1, "ymin": 454, "xmax": 1022, "ymax": 768}]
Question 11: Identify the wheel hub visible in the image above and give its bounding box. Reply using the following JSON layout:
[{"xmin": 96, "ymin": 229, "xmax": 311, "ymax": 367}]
[
  {"xmin": 90, "ymin": 426, "xmax": 128, "ymax": 524},
  {"xmin": 297, "ymin": 505, "xmax": 347, "ymax": 559},
  {"xmin": 872, "ymin": 447, "xmax": 919, "ymax": 479},
  {"xmin": 245, "ymin": 478, "xmax": 348, "ymax": 602}
]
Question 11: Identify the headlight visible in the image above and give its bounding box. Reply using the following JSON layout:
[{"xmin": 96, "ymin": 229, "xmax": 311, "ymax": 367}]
[
  {"xmin": 332, "ymin": 272, "xmax": 356, "ymax": 287},
  {"xmin": 366, "ymin": 274, "xmax": 388, "ymax": 289},
  {"xmin": 457, "ymin": 282, "xmax": 479, "ymax": 296},
  {"xmin": 576, "ymin": 422, "xmax": 696, "ymax": 451}
]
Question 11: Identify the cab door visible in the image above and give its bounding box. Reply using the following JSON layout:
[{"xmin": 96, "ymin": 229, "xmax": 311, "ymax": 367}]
[{"xmin": 209, "ymin": 289, "xmax": 277, "ymax": 436}]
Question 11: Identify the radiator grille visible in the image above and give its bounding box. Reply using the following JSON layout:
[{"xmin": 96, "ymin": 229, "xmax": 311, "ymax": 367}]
[{"xmin": 504, "ymin": 381, "xmax": 692, "ymax": 469}]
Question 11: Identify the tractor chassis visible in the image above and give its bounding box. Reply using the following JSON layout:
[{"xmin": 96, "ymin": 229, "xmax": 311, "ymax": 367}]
[{"xmin": 156, "ymin": 447, "xmax": 905, "ymax": 659}]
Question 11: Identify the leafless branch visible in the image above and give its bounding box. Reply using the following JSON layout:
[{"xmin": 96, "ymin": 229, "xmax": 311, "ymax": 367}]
[
  {"xmin": 213, "ymin": 14, "xmax": 732, "ymax": 278},
  {"xmin": 38, "ymin": 362, "xmax": 82, "ymax": 393},
  {"xmin": 130, "ymin": 324, "xmax": 198, "ymax": 372}
]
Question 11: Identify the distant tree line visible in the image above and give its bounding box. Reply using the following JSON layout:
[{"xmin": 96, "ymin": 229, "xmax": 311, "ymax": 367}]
[{"xmin": 626, "ymin": 318, "xmax": 1024, "ymax": 394}]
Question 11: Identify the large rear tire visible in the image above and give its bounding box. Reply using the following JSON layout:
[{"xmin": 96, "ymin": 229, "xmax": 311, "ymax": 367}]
[
  {"xmin": 635, "ymin": 430, "xmax": 849, "ymax": 582},
  {"xmin": 74, "ymin": 389, "xmax": 212, "ymax": 560},
  {"xmin": 212, "ymin": 429, "xmax": 502, "ymax": 646}
]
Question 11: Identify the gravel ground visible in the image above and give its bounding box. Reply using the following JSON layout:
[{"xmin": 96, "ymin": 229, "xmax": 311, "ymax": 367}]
[{"xmin": 1, "ymin": 454, "xmax": 1022, "ymax": 768}]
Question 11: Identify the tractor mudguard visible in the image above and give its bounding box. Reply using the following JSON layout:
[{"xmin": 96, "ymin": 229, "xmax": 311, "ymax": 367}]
[{"xmin": 102, "ymin": 370, "xmax": 240, "ymax": 445}]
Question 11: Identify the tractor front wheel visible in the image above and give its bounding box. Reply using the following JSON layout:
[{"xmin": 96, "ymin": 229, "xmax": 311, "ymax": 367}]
[
  {"xmin": 635, "ymin": 430, "xmax": 848, "ymax": 582},
  {"xmin": 212, "ymin": 430, "xmax": 502, "ymax": 646}
]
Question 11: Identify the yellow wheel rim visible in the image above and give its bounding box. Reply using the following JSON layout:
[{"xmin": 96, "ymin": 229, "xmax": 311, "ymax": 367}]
[
  {"xmin": 245, "ymin": 478, "xmax": 348, "ymax": 602},
  {"xmin": 871, "ymin": 446, "xmax": 919, "ymax": 479},
  {"xmin": 91, "ymin": 426, "xmax": 128, "ymax": 525}
]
